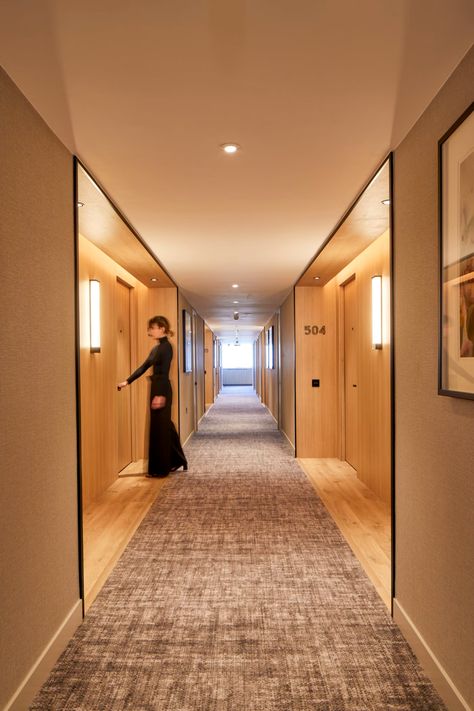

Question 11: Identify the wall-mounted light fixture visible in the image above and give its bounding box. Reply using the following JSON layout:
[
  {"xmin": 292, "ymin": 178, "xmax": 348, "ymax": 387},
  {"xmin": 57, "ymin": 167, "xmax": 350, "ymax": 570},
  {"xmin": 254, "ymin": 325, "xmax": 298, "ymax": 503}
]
[
  {"xmin": 89, "ymin": 279, "xmax": 101, "ymax": 353},
  {"xmin": 371, "ymin": 275, "xmax": 382, "ymax": 349}
]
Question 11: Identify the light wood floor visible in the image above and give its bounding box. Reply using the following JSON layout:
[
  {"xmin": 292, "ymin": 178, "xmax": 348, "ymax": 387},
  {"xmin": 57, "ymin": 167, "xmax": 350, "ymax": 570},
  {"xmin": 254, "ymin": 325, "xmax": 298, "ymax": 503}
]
[
  {"xmin": 298, "ymin": 458, "xmax": 391, "ymax": 609},
  {"xmin": 83, "ymin": 470, "xmax": 167, "ymax": 611}
]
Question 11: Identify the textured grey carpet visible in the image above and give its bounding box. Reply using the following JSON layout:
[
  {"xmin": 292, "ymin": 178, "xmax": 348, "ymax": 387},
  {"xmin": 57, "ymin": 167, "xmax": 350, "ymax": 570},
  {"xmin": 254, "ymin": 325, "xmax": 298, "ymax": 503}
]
[{"xmin": 31, "ymin": 390, "xmax": 445, "ymax": 710}]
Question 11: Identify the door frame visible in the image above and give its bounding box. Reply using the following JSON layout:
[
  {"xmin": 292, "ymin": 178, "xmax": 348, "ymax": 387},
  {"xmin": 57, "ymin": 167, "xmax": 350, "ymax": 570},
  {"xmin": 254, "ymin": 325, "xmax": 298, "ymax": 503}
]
[
  {"xmin": 116, "ymin": 276, "xmax": 135, "ymax": 471},
  {"xmin": 338, "ymin": 273, "xmax": 357, "ymax": 466}
]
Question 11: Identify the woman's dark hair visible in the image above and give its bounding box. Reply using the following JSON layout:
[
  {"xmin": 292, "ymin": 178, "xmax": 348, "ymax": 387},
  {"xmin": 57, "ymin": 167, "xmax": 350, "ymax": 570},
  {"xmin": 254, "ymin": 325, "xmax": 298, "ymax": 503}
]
[{"xmin": 148, "ymin": 315, "xmax": 174, "ymax": 337}]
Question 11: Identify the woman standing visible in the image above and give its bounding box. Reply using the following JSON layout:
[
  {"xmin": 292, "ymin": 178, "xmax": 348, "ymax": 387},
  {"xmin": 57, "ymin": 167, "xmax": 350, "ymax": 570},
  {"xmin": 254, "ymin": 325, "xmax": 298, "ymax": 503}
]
[{"xmin": 118, "ymin": 315, "xmax": 187, "ymax": 477}]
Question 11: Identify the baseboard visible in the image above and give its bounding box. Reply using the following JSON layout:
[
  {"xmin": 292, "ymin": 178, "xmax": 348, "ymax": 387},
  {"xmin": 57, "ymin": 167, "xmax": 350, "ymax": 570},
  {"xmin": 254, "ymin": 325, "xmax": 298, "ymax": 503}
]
[
  {"xmin": 5, "ymin": 600, "xmax": 83, "ymax": 711},
  {"xmin": 281, "ymin": 428, "xmax": 296, "ymax": 452},
  {"xmin": 182, "ymin": 431, "xmax": 193, "ymax": 446},
  {"xmin": 393, "ymin": 599, "xmax": 471, "ymax": 711},
  {"xmin": 263, "ymin": 406, "xmax": 278, "ymax": 424}
]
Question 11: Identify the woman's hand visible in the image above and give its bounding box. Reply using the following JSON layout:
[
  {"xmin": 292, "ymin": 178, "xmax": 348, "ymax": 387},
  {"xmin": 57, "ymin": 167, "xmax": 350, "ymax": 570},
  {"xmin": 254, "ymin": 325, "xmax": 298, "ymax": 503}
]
[
  {"xmin": 117, "ymin": 381, "xmax": 128, "ymax": 391},
  {"xmin": 151, "ymin": 395, "xmax": 166, "ymax": 410}
]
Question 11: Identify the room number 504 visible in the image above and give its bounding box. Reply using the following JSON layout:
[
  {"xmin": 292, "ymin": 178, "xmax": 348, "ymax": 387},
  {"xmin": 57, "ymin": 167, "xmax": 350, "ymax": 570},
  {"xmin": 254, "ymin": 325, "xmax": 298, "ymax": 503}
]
[{"xmin": 304, "ymin": 325, "xmax": 326, "ymax": 335}]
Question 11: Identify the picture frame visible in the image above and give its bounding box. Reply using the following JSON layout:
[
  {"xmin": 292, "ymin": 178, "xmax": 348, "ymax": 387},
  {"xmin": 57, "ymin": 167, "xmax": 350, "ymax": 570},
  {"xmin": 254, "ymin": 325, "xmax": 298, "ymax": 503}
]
[
  {"xmin": 182, "ymin": 309, "xmax": 193, "ymax": 373},
  {"xmin": 439, "ymin": 103, "xmax": 474, "ymax": 399},
  {"xmin": 266, "ymin": 325, "xmax": 274, "ymax": 369}
]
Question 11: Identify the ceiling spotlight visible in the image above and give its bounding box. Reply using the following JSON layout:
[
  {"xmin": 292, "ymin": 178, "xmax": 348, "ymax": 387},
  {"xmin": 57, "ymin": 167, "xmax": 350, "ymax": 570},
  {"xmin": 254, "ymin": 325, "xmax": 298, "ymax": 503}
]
[
  {"xmin": 150, "ymin": 277, "xmax": 159, "ymax": 283},
  {"xmin": 233, "ymin": 300, "xmax": 239, "ymax": 304},
  {"xmin": 232, "ymin": 284, "xmax": 239, "ymax": 288},
  {"xmin": 381, "ymin": 199, "xmax": 390, "ymax": 205},
  {"xmin": 77, "ymin": 202, "xmax": 84, "ymax": 207},
  {"xmin": 220, "ymin": 143, "xmax": 241, "ymax": 154},
  {"xmin": 313, "ymin": 276, "xmax": 321, "ymax": 281}
]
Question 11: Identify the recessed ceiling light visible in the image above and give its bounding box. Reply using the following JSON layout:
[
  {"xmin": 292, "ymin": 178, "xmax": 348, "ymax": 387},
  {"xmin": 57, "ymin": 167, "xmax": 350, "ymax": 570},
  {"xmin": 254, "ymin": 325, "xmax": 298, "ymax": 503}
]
[
  {"xmin": 150, "ymin": 277, "xmax": 159, "ymax": 282},
  {"xmin": 232, "ymin": 284, "xmax": 239, "ymax": 288},
  {"xmin": 313, "ymin": 276, "xmax": 321, "ymax": 281},
  {"xmin": 233, "ymin": 300, "xmax": 239, "ymax": 304},
  {"xmin": 381, "ymin": 199, "xmax": 390, "ymax": 205},
  {"xmin": 220, "ymin": 143, "xmax": 241, "ymax": 154},
  {"xmin": 77, "ymin": 202, "xmax": 84, "ymax": 207}
]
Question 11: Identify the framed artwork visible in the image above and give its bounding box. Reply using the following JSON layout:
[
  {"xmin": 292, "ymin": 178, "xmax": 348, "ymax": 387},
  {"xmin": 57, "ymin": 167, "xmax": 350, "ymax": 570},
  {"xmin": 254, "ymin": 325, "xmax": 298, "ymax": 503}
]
[
  {"xmin": 182, "ymin": 309, "xmax": 193, "ymax": 373},
  {"xmin": 439, "ymin": 103, "xmax": 474, "ymax": 398},
  {"xmin": 266, "ymin": 325, "xmax": 274, "ymax": 369}
]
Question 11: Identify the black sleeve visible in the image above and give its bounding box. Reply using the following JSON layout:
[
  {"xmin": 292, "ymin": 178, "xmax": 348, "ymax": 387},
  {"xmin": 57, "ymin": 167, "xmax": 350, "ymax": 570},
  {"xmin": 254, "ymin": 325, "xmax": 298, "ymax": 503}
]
[
  {"xmin": 160, "ymin": 341, "xmax": 173, "ymax": 377},
  {"xmin": 126, "ymin": 346, "xmax": 158, "ymax": 384}
]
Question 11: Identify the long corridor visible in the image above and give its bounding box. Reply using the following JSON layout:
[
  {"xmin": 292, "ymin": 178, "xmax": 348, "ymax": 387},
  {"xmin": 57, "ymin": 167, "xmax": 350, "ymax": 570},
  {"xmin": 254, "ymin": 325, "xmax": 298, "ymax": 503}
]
[{"xmin": 32, "ymin": 390, "xmax": 445, "ymax": 710}]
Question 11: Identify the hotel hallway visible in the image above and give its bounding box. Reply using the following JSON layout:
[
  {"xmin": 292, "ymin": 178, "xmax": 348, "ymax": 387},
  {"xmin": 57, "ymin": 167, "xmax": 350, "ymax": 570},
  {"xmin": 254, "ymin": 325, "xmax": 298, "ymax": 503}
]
[{"xmin": 31, "ymin": 390, "xmax": 444, "ymax": 710}]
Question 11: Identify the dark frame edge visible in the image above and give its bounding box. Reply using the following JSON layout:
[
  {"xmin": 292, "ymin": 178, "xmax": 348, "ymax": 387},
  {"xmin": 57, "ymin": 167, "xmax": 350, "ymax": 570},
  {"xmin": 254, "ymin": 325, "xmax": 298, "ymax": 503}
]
[
  {"xmin": 438, "ymin": 102, "xmax": 474, "ymax": 401},
  {"xmin": 389, "ymin": 151, "xmax": 396, "ymax": 616},
  {"xmin": 293, "ymin": 285, "xmax": 298, "ymax": 458},
  {"xmin": 73, "ymin": 157, "xmax": 85, "ymax": 616}
]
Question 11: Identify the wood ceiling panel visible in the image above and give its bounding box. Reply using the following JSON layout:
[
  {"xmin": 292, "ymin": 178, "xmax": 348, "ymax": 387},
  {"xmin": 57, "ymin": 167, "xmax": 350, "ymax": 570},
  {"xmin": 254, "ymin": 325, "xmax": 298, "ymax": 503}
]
[
  {"xmin": 297, "ymin": 162, "xmax": 390, "ymax": 287},
  {"xmin": 78, "ymin": 166, "xmax": 175, "ymax": 288}
]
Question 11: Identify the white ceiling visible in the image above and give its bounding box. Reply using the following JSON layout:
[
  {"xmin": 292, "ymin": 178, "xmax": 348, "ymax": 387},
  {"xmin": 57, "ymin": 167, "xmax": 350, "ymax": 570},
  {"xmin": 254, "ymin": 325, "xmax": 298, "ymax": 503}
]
[{"xmin": 1, "ymin": 1, "xmax": 473, "ymax": 341}]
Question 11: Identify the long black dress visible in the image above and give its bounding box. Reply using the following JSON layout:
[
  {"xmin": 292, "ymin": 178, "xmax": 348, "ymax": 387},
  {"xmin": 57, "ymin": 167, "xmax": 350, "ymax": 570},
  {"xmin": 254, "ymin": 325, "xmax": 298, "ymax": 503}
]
[{"xmin": 126, "ymin": 336, "xmax": 187, "ymax": 476}]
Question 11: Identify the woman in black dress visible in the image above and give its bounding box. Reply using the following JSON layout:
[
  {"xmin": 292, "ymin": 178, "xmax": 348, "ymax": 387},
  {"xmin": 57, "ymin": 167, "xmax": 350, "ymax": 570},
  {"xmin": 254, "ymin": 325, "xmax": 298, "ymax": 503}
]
[{"xmin": 118, "ymin": 315, "xmax": 187, "ymax": 477}]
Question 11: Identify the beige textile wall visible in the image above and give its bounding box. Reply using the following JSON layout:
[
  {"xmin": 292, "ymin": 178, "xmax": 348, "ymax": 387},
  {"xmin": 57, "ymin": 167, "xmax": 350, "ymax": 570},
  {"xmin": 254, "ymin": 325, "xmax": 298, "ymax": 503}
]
[
  {"xmin": 0, "ymin": 68, "xmax": 81, "ymax": 709},
  {"xmin": 393, "ymin": 47, "xmax": 474, "ymax": 707},
  {"xmin": 280, "ymin": 291, "xmax": 296, "ymax": 448}
]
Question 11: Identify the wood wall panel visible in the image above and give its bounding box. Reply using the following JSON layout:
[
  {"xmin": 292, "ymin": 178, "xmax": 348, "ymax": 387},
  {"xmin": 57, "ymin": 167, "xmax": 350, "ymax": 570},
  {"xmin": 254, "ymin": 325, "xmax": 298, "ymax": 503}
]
[
  {"xmin": 254, "ymin": 334, "xmax": 263, "ymax": 400},
  {"xmin": 295, "ymin": 229, "xmax": 390, "ymax": 502},
  {"xmin": 280, "ymin": 290, "xmax": 296, "ymax": 447},
  {"xmin": 263, "ymin": 313, "xmax": 279, "ymax": 422},
  {"xmin": 146, "ymin": 287, "xmax": 179, "ymax": 430},
  {"xmin": 116, "ymin": 280, "xmax": 132, "ymax": 471},
  {"xmin": 204, "ymin": 326, "xmax": 214, "ymax": 408},
  {"xmin": 214, "ymin": 339, "xmax": 221, "ymax": 398},
  {"xmin": 195, "ymin": 314, "xmax": 205, "ymax": 424},
  {"xmin": 178, "ymin": 292, "xmax": 196, "ymax": 444},
  {"xmin": 79, "ymin": 235, "xmax": 178, "ymax": 506},
  {"xmin": 295, "ymin": 285, "xmax": 338, "ymax": 457},
  {"xmin": 336, "ymin": 229, "xmax": 391, "ymax": 503},
  {"xmin": 259, "ymin": 330, "xmax": 265, "ymax": 401},
  {"xmin": 80, "ymin": 235, "xmax": 141, "ymax": 505}
]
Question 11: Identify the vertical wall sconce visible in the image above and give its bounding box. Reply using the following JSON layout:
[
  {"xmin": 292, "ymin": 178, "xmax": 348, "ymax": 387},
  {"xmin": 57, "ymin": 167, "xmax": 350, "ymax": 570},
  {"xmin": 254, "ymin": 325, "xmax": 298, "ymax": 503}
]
[
  {"xmin": 89, "ymin": 279, "xmax": 101, "ymax": 353},
  {"xmin": 371, "ymin": 275, "xmax": 383, "ymax": 349}
]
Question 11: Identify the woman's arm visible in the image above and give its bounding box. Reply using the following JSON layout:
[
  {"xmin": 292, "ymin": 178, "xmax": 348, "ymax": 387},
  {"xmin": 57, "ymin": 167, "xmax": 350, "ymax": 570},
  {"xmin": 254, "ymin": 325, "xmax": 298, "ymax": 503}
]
[{"xmin": 118, "ymin": 345, "xmax": 158, "ymax": 389}]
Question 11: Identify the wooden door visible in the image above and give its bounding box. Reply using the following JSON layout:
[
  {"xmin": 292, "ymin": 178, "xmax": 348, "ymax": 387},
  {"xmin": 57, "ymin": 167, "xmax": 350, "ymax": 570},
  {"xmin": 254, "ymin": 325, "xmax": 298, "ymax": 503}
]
[
  {"xmin": 116, "ymin": 280, "xmax": 132, "ymax": 472},
  {"xmin": 344, "ymin": 277, "xmax": 359, "ymax": 470}
]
